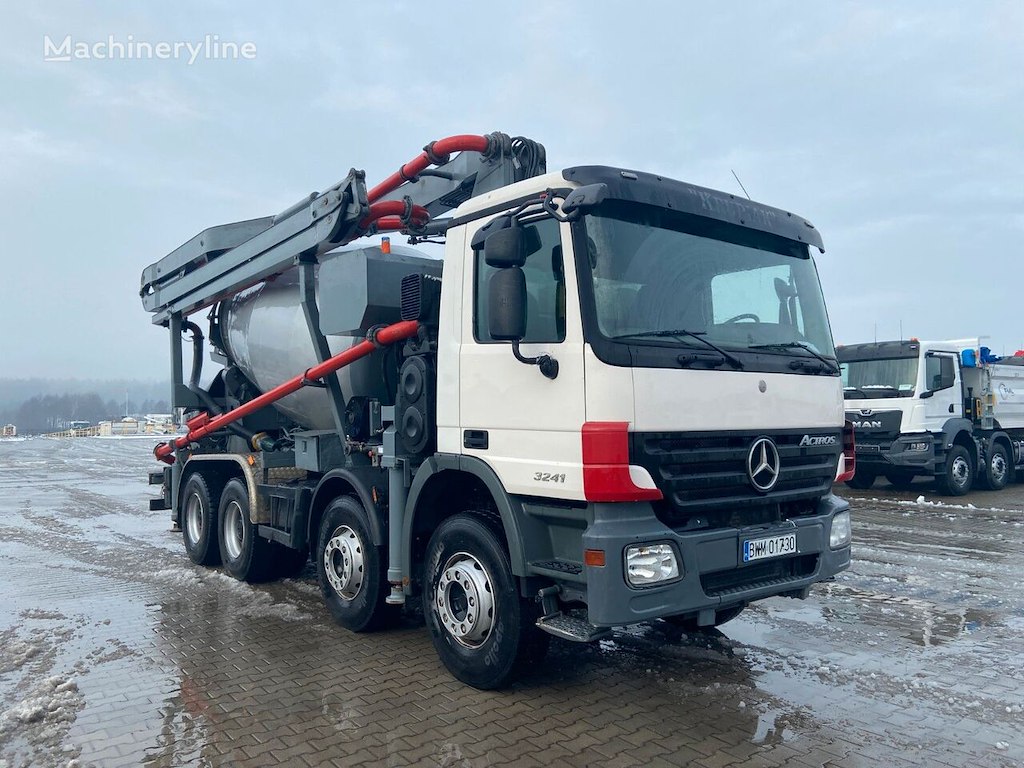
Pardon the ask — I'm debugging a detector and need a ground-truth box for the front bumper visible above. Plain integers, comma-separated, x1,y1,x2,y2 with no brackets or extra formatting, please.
856,434,936,473
581,494,851,627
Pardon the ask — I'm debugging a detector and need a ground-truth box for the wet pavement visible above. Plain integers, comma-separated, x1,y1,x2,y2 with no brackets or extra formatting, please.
1,438,1022,768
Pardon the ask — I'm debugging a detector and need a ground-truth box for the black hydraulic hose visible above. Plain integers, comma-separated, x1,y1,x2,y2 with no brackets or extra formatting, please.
183,321,204,391
181,321,260,445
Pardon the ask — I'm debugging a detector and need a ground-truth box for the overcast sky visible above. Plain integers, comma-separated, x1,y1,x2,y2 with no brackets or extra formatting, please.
1,1,1022,381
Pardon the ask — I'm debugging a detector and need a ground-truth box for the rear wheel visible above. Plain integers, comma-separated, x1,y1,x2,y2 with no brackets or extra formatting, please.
935,445,973,496
316,496,397,632
845,469,877,490
983,442,1011,491
181,473,221,566
218,478,273,582
423,514,548,690
884,471,917,490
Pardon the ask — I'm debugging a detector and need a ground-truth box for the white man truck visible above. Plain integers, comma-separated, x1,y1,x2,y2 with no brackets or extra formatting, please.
143,131,854,689
838,338,1024,495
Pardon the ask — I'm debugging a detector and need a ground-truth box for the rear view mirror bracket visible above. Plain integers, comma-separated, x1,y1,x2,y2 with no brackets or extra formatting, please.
511,342,559,380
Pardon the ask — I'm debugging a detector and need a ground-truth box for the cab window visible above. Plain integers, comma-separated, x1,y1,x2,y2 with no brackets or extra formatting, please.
924,355,956,392
474,217,565,343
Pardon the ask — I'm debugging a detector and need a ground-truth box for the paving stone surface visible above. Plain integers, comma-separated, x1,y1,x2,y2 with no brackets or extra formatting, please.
0,439,1022,767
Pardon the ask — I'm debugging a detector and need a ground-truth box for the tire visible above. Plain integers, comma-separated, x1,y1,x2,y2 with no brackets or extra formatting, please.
665,604,746,631
884,471,917,491
422,514,549,690
983,442,1011,491
844,469,876,490
935,445,973,496
273,543,309,579
316,496,397,632
181,473,222,566
217,478,274,582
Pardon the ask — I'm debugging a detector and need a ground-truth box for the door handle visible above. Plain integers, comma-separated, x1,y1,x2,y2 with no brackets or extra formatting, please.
464,430,489,450
948,404,954,413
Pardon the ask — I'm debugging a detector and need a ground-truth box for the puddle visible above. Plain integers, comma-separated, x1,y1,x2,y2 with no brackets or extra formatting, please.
820,583,996,647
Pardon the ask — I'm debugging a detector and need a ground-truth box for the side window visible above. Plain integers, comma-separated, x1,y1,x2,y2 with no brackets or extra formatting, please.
924,355,956,392
474,218,566,343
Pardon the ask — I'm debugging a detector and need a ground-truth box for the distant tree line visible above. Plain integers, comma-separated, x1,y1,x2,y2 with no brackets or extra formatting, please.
0,378,169,413
1,393,170,433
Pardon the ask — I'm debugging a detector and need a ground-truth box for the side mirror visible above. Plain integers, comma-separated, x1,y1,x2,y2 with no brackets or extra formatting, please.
561,183,609,217
488,268,526,341
484,227,527,268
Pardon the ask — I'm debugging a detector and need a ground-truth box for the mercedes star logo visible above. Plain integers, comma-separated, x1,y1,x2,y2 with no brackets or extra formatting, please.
747,437,781,492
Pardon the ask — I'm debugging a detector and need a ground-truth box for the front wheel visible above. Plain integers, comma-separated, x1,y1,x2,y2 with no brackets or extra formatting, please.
423,514,548,690
845,469,877,490
983,442,1011,491
316,496,396,632
935,445,973,496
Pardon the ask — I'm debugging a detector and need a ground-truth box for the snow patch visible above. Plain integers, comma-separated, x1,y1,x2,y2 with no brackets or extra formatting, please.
0,675,83,742
283,579,322,599
0,639,42,673
203,572,307,621
151,567,203,588
21,609,66,621
889,495,1010,513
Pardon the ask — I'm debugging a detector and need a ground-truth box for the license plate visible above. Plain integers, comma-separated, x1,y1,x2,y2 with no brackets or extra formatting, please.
856,444,880,453
742,533,797,563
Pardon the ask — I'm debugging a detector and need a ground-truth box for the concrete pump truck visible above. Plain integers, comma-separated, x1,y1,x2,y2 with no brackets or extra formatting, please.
142,131,854,688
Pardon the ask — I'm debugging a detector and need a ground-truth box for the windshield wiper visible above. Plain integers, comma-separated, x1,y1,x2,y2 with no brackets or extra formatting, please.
612,329,744,369
747,341,838,373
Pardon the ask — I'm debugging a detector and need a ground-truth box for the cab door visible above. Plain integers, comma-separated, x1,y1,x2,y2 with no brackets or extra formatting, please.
458,215,586,500
921,352,961,424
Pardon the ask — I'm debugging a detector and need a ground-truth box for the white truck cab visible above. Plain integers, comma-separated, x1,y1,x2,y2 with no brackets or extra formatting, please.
839,338,1024,494
143,134,855,689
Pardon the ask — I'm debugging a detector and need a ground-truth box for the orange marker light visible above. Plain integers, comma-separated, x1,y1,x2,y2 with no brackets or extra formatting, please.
381,236,391,254
584,549,606,567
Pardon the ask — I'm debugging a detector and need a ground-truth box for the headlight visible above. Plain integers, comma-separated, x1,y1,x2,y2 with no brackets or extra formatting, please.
625,543,680,586
906,441,929,452
829,510,852,548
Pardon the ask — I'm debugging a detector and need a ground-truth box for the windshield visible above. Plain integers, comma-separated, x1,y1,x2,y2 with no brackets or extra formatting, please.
580,201,836,361
840,358,919,399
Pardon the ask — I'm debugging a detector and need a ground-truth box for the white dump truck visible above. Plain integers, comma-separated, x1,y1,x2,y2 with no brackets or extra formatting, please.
838,338,1024,495
142,131,853,688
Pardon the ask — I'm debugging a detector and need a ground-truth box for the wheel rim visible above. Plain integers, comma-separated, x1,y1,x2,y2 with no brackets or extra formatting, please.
991,451,1008,485
323,526,364,601
951,456,970,488
222,500,245,561
435,552,495,649
185,492,204,545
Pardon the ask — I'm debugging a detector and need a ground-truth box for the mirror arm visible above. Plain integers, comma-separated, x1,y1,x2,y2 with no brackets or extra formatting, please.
511,342,559,380
541,190,577,223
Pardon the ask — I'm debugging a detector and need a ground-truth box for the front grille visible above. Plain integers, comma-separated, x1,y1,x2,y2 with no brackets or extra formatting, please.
631,429,839,530
701,554,818,597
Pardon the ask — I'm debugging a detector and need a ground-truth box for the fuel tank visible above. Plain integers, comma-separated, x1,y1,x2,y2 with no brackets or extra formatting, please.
218,245,442,430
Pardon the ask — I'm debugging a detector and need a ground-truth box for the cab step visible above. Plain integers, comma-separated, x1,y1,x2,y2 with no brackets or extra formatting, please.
535,613,610,643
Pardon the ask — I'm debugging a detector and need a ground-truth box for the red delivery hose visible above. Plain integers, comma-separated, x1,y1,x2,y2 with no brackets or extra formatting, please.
367,134,491,203
155,320,420,464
